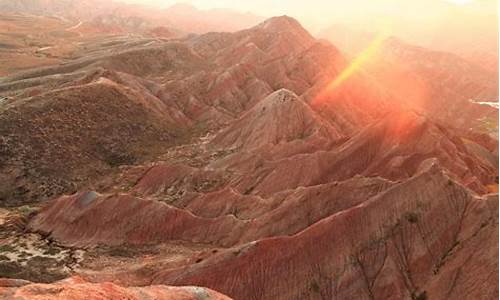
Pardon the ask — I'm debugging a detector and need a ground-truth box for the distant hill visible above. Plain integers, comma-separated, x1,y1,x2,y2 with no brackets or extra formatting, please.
0,0,264,34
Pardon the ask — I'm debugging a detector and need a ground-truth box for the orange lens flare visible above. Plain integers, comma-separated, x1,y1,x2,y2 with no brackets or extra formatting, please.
312,27,390,108
326,31,387,92
311,24,430,115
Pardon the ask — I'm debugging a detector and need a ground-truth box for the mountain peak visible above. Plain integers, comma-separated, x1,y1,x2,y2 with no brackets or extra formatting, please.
261,88,299,105
211,89,339,150
256,15,308,34
250,16,315,54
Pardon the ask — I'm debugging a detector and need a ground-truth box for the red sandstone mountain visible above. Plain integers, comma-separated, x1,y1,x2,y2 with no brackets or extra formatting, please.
320,27,498,133
209,110,496,197
153,166,497,300
375,37,498,131
211,89,341,151
0,12,497,300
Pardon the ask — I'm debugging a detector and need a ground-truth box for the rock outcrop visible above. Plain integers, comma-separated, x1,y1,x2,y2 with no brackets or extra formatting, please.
0,276,232,300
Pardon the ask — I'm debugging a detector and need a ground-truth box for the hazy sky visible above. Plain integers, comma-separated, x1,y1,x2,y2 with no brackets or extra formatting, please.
118,0,498,32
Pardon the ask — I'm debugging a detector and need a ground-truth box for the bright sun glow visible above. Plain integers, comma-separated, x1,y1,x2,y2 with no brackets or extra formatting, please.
444,0,474,5
326,31,387,92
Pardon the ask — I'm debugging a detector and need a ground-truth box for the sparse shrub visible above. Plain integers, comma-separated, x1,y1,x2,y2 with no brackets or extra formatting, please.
107,247,135,258
404,212,419,224
310,281,320,293
104,153,136,167
0,261,21,278
44,247,61,256
415,291,428,300
17,206,37,216
0,244,15,253
28,256,58,266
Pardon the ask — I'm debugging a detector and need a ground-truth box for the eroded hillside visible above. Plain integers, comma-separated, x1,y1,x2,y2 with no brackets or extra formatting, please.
0,12,497,300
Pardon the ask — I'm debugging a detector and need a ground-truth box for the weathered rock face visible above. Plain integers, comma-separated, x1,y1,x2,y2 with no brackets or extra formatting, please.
0,276,232,300
28,192,246,248
28,175,393,248
216,111,497,197
153,167,498,300
211,89,341,151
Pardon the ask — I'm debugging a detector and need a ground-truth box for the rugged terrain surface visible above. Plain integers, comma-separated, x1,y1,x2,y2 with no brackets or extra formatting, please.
0,276,231,300
320,26,498,133
0,9,497,300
